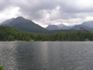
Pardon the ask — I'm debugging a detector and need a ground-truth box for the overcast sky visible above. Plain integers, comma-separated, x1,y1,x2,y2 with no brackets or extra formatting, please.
0,0,93,27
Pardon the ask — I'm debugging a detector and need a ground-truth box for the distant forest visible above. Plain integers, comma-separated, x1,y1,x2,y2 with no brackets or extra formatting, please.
0,26,93,41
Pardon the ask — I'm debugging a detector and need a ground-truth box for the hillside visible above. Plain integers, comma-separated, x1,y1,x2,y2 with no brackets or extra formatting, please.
0,26,33,41
1,17,47,33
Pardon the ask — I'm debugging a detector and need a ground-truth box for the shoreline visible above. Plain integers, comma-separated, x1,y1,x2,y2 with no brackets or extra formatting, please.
0,40,91,42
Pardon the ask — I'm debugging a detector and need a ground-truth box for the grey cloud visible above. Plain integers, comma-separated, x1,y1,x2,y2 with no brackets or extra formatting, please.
1,0,93,18
0,0,93,26
0,0,10,10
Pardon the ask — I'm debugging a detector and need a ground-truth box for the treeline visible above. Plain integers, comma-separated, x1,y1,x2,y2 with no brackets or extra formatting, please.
0,26,32,41
41,31,93,41
0,65,3,70
0,26,93,41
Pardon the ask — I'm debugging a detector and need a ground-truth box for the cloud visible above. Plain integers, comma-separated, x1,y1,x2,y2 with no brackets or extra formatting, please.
34,6,61,27
0,6,21,22
0,0,93,27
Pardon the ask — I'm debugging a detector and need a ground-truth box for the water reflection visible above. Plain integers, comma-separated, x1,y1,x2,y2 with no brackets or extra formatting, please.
0,42,93,70
0,42,18,70
15,42,49,70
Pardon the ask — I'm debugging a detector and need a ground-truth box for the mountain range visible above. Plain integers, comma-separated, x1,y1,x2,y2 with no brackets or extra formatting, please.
46,21,93,31
0,16,93,33
46,24,72,30
0,17,47,33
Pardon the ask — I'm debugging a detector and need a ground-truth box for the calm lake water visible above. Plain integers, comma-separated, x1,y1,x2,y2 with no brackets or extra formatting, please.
0,41,93,70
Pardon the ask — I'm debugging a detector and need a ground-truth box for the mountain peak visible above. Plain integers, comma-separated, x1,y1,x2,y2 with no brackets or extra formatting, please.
15,16,25,20
46,25,58,30
1,17,46,33
82,21,93,28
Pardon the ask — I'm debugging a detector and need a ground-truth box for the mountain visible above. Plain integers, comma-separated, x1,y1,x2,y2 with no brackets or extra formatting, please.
1,17,93,33
47,21,93,31
1,17,47,33
46,24,72,30
82,21,93,28
46,25,58,30
71,25,90,31
58,24,72,30
71,21,93,31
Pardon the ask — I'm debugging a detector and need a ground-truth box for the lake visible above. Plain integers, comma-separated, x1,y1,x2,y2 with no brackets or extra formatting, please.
0,41,93,70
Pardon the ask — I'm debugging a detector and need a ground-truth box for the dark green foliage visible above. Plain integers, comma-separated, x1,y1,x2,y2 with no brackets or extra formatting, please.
0,26,93,41
0,65,3,70
34,31,93,41
0,26,32,41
